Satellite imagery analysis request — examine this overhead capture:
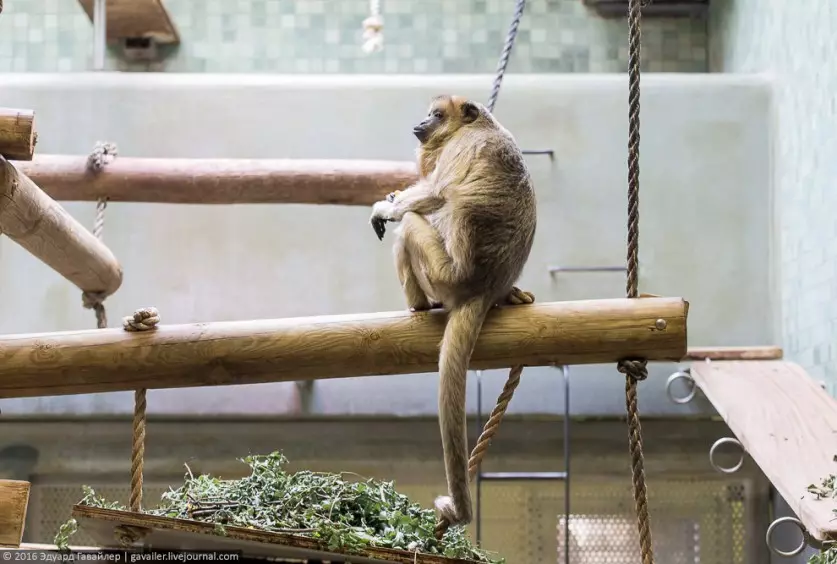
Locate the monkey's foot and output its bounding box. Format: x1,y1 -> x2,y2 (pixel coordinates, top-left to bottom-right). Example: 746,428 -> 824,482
502,286 -> 535,306
434,495 -> 470,527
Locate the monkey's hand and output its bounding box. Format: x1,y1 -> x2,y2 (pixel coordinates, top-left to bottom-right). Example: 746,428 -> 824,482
386,190 -> 402,203
370,199 -> 396,241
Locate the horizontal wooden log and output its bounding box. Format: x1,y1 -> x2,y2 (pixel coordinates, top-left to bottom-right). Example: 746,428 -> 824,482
0,480 -> 30,548
685,346 -> 783,361
0,108 -> 36,161
0,157 -> 123,295
12,154 -> 419,205
0,297 -> 688,399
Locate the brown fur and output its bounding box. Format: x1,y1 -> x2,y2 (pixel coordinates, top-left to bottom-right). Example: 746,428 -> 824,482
369,95 -> 537,527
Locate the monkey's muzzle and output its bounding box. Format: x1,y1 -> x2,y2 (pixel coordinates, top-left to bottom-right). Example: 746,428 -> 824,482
412,125 -> 429,143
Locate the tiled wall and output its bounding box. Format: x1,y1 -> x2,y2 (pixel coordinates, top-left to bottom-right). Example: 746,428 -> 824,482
0,0 -> 708,73
709,0 -> 837,396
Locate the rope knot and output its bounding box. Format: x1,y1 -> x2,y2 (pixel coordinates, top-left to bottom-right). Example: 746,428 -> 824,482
87,141 -> 118,172
361,15 -> 383,54
618,358 -> 649,381
123,307 -> 160,332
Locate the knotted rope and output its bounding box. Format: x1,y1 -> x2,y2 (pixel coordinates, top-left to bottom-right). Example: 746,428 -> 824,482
122,307 -> 160,512
361,0 -> 383,54
619,1 -> 654,563
432,0 -> 529,541
81,141 -> 118,329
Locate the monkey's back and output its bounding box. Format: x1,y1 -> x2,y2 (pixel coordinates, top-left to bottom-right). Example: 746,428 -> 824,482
432,128 -> 537,304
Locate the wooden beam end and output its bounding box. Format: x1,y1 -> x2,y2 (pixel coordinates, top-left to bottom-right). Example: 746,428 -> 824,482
0,480 -> 31,548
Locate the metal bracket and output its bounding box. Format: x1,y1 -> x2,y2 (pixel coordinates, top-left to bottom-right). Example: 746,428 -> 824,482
665,369 -> 697,404
708,436 -> 745,474
766,516 -> 828,557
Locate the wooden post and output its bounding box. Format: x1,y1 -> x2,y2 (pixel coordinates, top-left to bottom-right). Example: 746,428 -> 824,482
0,480 -> 30,548
12,154 -> 419,205
0,297 -> 688,399
0,157 -> 123,296
0,109 -> 36,161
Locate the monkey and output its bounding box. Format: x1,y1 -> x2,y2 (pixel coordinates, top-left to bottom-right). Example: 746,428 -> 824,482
369,95 -> 537,528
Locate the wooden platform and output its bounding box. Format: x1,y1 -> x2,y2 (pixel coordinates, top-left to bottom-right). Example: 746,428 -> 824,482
690,360 -> 837,541
72,505 -> 485,564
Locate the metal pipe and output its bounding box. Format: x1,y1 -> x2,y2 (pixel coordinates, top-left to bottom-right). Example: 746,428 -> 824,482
479,471 -> 567,481
93,0 -> 107,70
548,265 -> 626,274
474,369 -> 484,545
562,364 -> 570,564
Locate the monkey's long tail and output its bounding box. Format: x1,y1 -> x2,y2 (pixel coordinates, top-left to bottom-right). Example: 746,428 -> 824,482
434,297 -> 493,528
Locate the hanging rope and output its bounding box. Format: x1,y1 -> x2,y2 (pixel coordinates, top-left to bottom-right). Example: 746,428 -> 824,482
434,0 -> 528,540
82,141 -> 154,514
361,0 -> 383,54
617,1 -> 654,563
123,307 -> 160,512
81,141 -> 118,329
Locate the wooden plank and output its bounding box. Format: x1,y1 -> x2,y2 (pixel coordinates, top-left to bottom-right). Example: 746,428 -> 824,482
690,360 -> 837,541
0,157 -> 123,296
0,108 -> 36,161
12,154 -> 419,205
77,0 -> 179,44
73,505 -> 482,564
0,480 -> 30,548
0,297 -> 688,399
685,346 -> 783,361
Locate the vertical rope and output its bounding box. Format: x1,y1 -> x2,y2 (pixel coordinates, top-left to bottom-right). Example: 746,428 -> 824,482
84,141 -> 148,513
617,2 -> 654,563
486,0 -> 526,113
123,307 -> 160,513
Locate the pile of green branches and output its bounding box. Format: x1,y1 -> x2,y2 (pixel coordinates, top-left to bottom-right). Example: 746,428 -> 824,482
55,451 -> 503,563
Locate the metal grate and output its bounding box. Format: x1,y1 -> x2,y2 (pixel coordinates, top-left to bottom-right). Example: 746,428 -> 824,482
27,483 -> 169,546
554,478 -> 757,564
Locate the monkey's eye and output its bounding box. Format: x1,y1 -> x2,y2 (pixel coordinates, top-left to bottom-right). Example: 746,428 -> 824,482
432,110 -> 444,119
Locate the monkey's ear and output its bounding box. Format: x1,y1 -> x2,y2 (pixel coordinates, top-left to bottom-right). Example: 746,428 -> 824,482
461,101 -> 480,124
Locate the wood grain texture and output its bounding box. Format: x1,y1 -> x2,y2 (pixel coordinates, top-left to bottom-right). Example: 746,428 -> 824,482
0,157 -> 123,295
0,108 -> 36,161
0,480 -> 30,548
685,346 -> 783,361
77,0 -> 179,44
690,360 -> 837,540
12,154 -> 419,205
73,505 -> 482,564
0,297 -> 688,399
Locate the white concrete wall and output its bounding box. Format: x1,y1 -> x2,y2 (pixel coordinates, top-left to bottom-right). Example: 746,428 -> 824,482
0,72 -> 774,417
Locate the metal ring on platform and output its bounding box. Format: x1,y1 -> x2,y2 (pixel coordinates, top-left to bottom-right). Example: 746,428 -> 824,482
766,516 -> 808,557
708,437 -> 744,474
665,369 -> 696,404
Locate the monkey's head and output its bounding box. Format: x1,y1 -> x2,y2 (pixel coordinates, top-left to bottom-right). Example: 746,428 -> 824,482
412,95 -> 484,145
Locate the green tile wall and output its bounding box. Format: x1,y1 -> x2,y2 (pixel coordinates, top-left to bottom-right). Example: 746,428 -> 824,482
0,0 -> 707,73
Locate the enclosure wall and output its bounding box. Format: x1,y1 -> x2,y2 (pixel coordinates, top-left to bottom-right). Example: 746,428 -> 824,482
0,72 -> 773,417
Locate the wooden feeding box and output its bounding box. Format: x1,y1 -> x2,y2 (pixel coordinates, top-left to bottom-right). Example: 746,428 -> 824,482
73,506 -> 487,564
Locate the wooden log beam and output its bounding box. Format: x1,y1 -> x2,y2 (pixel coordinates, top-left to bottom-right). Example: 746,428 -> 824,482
685,345 -> 783,361
0,480 -> 30,548
0,157 -> 123,296
0,297 -> 688,399
12,154 -> 419,205
0,108 -> 36,161
691,361 -> 837,541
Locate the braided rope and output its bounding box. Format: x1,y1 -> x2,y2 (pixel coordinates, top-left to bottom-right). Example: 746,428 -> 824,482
433,0 -> 528,539
122,307 -> 160,512
486,0 -> 526,113
619,1 -> 654,563
81,141 -> 118,329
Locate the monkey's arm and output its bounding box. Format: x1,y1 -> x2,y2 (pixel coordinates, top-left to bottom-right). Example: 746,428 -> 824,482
369,181 -> 444,240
